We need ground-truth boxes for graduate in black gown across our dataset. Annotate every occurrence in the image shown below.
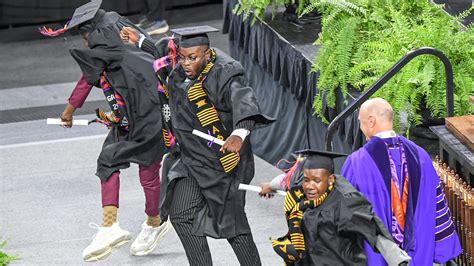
[271,150,411,266]
[40,1,171,261]
[120,25,274,265]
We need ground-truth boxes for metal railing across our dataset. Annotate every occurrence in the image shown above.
[325,47,454,151]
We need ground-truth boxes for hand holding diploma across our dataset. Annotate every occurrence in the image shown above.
[238,184,286,197]
[192,129,225,146]
[192,129,243,153]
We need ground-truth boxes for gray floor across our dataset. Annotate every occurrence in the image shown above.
[0,126,286,265]
[0,4,287,265]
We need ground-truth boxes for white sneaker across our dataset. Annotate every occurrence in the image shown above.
[82,222,131,262]
[130,219,172,256]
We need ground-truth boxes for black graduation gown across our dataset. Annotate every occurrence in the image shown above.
[86,11,150,40]
[297,176,392,266]
[165,49,274,238]
[69,22,165,181]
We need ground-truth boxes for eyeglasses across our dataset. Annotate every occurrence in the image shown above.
[177,55,200,64]
[177,49,209,64]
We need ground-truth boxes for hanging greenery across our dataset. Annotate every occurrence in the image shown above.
[235,0,474,130]
[235,0,305,23]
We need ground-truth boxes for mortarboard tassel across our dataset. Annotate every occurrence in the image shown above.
[167,35,177,68]
[38,22,69,37]
[279,157,301,190]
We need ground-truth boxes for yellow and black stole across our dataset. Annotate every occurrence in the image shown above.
[187,49,239,174]
[271,185,333,264]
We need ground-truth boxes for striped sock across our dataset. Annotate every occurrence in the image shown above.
[102,205,117,227]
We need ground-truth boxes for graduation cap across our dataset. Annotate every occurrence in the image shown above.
[39,0,102,37]
[170,25,219,48]
[295,149,347,173]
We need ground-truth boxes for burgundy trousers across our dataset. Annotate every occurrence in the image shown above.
[101,160,161,217]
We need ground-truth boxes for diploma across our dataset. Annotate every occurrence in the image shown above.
[238,183,287,196]
[47,118,90,126]
[192,129,226,146]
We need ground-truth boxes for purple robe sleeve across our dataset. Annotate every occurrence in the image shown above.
[68,75,93,109]
[341,156,357,188]
[337,192,393,251]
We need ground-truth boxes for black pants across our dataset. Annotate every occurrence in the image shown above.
[169,176,262,266]
[143,0,165,21]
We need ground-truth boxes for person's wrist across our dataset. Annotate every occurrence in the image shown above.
[230,128,249,142]
[137,33,145,47]
[60,112,72,121]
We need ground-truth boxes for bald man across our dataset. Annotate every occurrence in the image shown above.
[341,98,461,265]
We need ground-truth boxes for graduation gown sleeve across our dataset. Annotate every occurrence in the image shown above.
[69,26,122,86]
[70,48,106,86]
[337,192,393,250]
[228,76,275,128]
[140,37,170,59]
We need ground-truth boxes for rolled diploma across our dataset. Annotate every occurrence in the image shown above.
[238,183,287,196]
[47,118,89,126]
[192,129,225,146]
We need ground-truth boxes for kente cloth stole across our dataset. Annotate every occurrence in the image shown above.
[153,56,176,149]
[272,185,333,264]
[385,138,409,246]
[186,49,239,174]
[92,72,129,128]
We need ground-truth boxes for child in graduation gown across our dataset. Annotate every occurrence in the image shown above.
[271,149,411,266]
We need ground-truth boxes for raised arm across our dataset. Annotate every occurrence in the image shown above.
[220,75,275,153]
[120,26,169,58]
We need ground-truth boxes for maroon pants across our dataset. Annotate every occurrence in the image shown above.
[101,160,161,217]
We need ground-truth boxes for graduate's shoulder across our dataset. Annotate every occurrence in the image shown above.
[97,11,122,27]
[334,175,365,197]
[203,48,246,90]
[212,48,245,77]
[86,25,124,50]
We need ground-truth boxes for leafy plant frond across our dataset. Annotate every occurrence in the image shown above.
[237,0,474,131]
[0,239,19,265]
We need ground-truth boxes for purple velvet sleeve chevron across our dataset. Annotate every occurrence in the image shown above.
[434,183,455,242]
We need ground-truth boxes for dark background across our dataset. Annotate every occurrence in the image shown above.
[0,0,222,28]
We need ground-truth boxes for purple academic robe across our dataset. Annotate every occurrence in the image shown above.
[342,136,461,265]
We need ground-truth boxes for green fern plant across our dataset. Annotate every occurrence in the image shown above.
[234,0,304,24]
[236,0,474,131]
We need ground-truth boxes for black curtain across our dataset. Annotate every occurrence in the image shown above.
[223,0,363,170]
[0,0,220,27]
